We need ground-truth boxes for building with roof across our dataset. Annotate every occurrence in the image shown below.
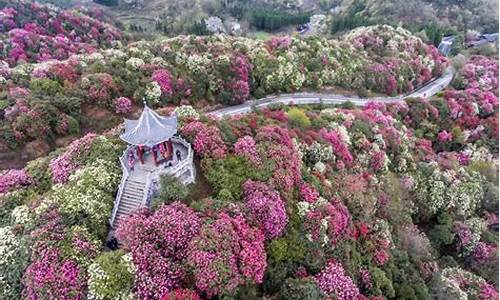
[109,104,195,229]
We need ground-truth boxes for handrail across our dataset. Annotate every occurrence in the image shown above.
[109,146,132,227]
[142,173,152,207]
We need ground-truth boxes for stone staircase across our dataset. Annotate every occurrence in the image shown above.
[111,178,147,229]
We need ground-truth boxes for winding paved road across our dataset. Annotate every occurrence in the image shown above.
[209,66,455,117]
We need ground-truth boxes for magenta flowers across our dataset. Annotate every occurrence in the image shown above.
[242,180,288,239]
[116,202,201,300]
[315,261,360,300]
[187,213,266,297]
[0,169,32,194]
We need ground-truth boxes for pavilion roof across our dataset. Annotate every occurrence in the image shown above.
[120,104,177,147]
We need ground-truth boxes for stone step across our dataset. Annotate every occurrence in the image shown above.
[122,191,144,199]
[126,181,146,187]
[119,201,141,209]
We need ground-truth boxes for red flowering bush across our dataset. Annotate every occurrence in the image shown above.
[303,199,352,247]
[255,126,301,191]
[82,73,120,105]
[24,247,88,300]
[160,289,201,300]
[181,121,227,158]
[23,208,99,300]
[299,183,319,203]
[187,213,266,297]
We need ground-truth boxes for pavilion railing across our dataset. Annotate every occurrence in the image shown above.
[110,136,194,228]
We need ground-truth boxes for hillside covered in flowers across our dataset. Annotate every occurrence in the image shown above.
[0,52,497,299]
[0,0,123,66]
[0,19,447,154]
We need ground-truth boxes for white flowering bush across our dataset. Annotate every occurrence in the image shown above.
[0,226,30,299]
[414,164,484,219]
[88,250,135,300]
[432,267,494,300]
[10,205,33,230]
[144,81,162,105]
[126,57,145,70]
[48,159,120,238]
[174,105,200,123]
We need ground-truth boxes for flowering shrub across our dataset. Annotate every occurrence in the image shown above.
[23,209,101,300]
[174,105,199,123]
[23,247,88,300]
[160,289,201,300]
[0,169,32,194]
[49,159,120,238]
[82,73,120,104]
[414,164,484,219]
[234,136,261,165]
[49,133,98,184]
[181,121,227,158]
[114,97,133,115]
[242,180,288,239]
[315,261,360,300]
[0,1,122,67]
[116,202,201,300]
[187,213,266,297]
[433,267,498,299]
[151,69,173,96]
[300,198,351,247]
[0,226,30,299]
[299,183,320,203]
[454,55,499,93]
[255,126,301,191]
[87,250,135,300]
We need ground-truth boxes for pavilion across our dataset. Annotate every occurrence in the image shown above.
[109,103,196,229]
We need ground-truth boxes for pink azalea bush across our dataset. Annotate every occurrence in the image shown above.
[304,199,351,246]
[23,208,99,300]
[0,169,32,194]
[473,242,495,263]
[234,136,261,165]
[49,133,97,183]
[299,183,320,203]
[181,121,227,158]
[116,202,201,300]
[114,97,133,115]
[458,55,499,93]
[242,180,288,239]
[24,247,88,300]
[83,73,119,104]
[152,69,173,95]
[187,213,266,297]
[319,128,353,165]
[160,289,201,300]
[315,261,360,300]
[229,55,252,103]
[255,126,301,191]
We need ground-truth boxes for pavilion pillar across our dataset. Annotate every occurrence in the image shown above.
[152,145,158,166]
[138,145,144,164]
